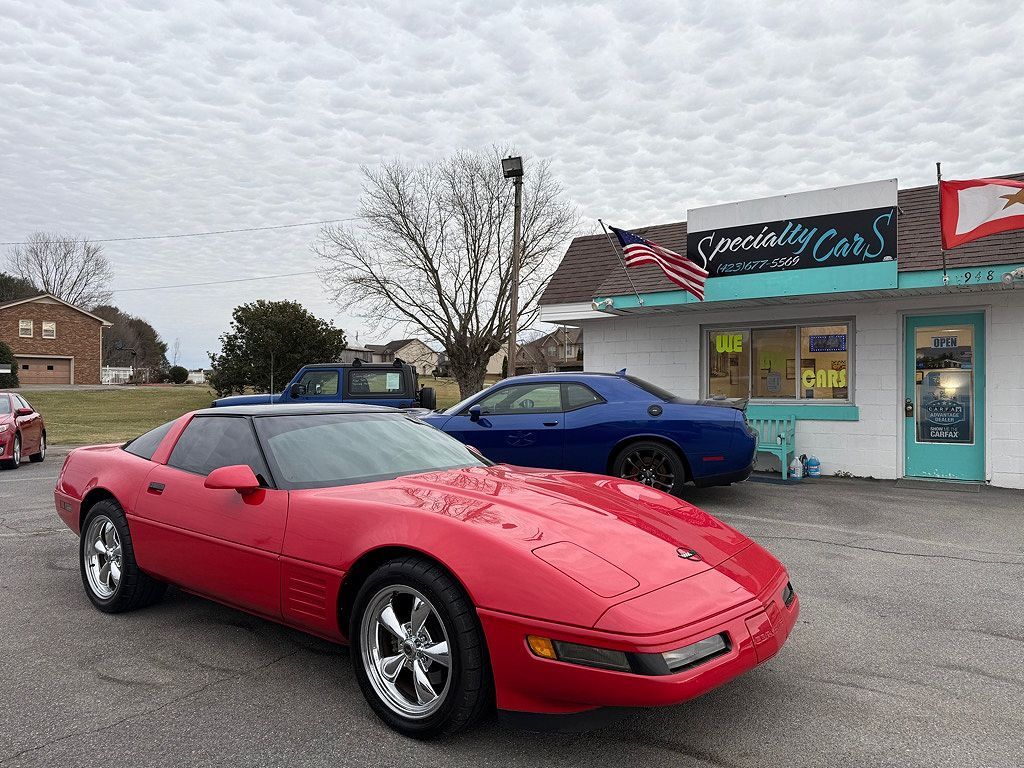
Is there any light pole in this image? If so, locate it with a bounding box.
[502,155,524,378]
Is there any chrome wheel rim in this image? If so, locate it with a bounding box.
[12,436,20,465]
[360,585,452,719]
[84,515,122,599]
[620,447,675,492]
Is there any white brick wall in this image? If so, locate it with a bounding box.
[578,290,1024,489]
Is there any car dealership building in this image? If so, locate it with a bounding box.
[539,174,1024,489]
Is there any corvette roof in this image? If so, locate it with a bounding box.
[194,403,403,417]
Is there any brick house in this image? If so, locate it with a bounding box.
[0,294,111,384]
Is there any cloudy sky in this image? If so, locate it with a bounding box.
[1,0,1021,368]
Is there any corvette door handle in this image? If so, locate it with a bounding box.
[543,421,559,427]
[147,482,165,495]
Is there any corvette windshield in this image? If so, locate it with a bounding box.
[0,397,9,414]
[254,412,487,489]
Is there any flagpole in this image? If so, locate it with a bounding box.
[937,162,949,286]
[598,219,644,306]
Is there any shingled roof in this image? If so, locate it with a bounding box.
[540,174,1024,305]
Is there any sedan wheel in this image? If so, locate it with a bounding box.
[29,433,46,462]
[351,557,492,738]
[1,435,20,469]
[614,441,686,494]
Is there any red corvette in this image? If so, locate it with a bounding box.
[55,404,798,738]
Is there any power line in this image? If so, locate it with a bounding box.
[110,270,318,293]
[0,216,361,245]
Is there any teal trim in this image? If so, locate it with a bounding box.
[903,312,985,481]
[596,261,897,308]
[746,404,860,421]
[898,263,1024,290]
[595,260,1024,309]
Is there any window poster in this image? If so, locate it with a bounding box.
[915,326,974,444]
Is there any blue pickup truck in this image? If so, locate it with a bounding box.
[210,359,437,410]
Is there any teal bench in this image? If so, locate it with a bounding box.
[748,415,797,479]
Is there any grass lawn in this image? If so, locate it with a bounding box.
[24,377,471,446]
[27,386,216,445]
[423,377,464,410]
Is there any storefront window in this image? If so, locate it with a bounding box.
[707,330,750,398]
[800,325,849,399]
[752,327,797,399]
[705,321,851,402]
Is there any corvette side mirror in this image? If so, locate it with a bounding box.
[205,465,261,495]
[468,404,482,423]
[14,407,33,417]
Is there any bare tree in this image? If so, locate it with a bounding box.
[5,232,113,308]
[313,149,579,398]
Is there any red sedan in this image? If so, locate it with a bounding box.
[54,404,798,738]
[1,391,47,469]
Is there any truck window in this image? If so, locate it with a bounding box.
[347,370,405,395]
[298,369,339,396]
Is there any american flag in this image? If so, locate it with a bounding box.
[610,226,708,301]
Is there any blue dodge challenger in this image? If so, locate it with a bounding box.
[421,372,756,493]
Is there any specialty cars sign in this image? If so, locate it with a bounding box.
[686,179,898,291]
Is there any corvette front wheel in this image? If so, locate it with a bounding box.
[350,557,492,738]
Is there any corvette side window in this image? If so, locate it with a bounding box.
[124,420,176,461]
[475,383,563,415]
[168,416,270,482]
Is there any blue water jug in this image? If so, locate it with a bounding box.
[805,456,821,478]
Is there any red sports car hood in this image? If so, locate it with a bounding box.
[312,464,751,595]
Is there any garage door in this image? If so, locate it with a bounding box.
[16,358,72,384]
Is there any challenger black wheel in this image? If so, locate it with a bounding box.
[613,440,686,495]
[350,557,492,738]
[80,499,166,613]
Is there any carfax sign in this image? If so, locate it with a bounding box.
[686,179,899,299]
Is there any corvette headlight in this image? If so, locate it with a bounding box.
[662,633,729,672]
[527,635,631,672]
[0,424,8,433]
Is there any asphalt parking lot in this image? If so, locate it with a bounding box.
[1,454,1022,768]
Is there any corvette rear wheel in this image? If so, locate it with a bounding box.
[351,557,492,738]
[80,499,166,613]
[613,440,686,495]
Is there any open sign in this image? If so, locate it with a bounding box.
[932,336,958,348]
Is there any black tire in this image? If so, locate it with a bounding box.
[612,440,687,496]
[350,557,492,738]
[79,499,167,613]
[418,386,437,411]
[29,432,46,462]
[1,433,20,469]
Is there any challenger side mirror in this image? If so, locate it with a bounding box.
[468,404,482,423]
[204,465,261,495]
[291,384,306,398]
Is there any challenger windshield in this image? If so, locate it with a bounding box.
[254,412,487,489]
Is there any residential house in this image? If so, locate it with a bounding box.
[364,338,439,376]
[0,293,111,384]
[514,327,584,374]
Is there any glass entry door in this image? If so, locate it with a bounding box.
[904,313,985,481]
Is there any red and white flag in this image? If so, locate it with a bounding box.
[940,177,1024,249]
[609,226,708,300]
